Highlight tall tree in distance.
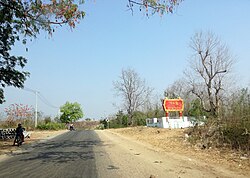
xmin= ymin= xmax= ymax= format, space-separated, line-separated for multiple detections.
xmin=113 ymin=68 xmax=152 ymax=126
xmin=185 ymin=31 xmax=234 ymax=118
xmin=60 ymin=101 xmax=84 ymax=123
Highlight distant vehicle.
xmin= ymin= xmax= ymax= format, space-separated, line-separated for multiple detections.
xmin=69 ymin=124 xmax=76 ymax=131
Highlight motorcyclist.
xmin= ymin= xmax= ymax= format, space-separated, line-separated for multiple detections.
xmin=13 ymin=123 xmax=24 ymax=146
xmin=69 ymin=123 xmax=75 ymax=131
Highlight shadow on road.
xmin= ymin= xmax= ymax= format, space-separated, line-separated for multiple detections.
xmin=17 ymin=131 xmax=106 ymax=165
xmin=20 ymin=150 xmax=95 ymax=164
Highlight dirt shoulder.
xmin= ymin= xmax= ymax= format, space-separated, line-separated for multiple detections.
xmin=0 ymin=130 xmax=69 ymax=156
xmin=107 ymin=127 xmax=250 ymax=176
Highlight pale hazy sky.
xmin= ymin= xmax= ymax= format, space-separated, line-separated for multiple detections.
xmin=1 ymin=0 xmax=249 ymax=119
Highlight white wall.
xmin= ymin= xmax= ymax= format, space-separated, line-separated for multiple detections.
xmin=146 ymin=117 xmax=195 ymax=129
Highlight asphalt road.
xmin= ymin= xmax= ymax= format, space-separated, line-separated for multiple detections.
xmin=0 ymin=130 xmax=248 ymax=178
xmin=0 ymin=130 xmax=104 ymax=178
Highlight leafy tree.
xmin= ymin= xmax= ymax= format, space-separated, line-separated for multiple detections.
xmin=114 ymin=110 xmax=128 ymax=127
xmin=85 ymin=118 xmax=92 ymax=121
xmin=0 ymin=0 xmax=85 ymax=103
xmin=145 ymin=107 xmax=165 ymax=118
xmin=188 ymin=99 xmax=204 ymax=117
xmin=60 ymin=101 xmax=84 ymax=123
xmin=113 ymin=110 xmax=124 ymax=127
xmin=133 ymin=111 xmax=146 ymax=126
xmin=110 ymin=110 xmax=146 ymax=128
xmin=100 ymin=119 xmax=108 ymax=129
xmin=127 ymin=0 xmax=183 ymax=16
xmin=187 ymin=99 xmax=208 ymax=124
xmin=5 ymin=103 xmax=33 ymax=119
xmin=3 ymin=103 xmax=34 ymax=127
xmin=44 ymin=116 xmax=52 ymax=124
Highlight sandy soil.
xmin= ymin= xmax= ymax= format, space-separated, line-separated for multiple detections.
xmin=95 ymin=129 xmax=249 ymax=178
xmin=107 ymin=127 xmax=250 ymax=176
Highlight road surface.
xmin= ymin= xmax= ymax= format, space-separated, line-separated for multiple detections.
xmin=0 ymin=130 xmax=247 ymax=178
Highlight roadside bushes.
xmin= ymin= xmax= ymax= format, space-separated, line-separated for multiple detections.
xmin=186 ymin=117 xmax=250 ymax=152
xmin=37 ymin=122 xmax=66 ymax=130
xmin=0 ymin=118 xmax=35 ymax=130
xmin=221 ymin=117 xmax=249 ymax=151
xmin=100 ymin=110 xmax=148 ymax=129
xmin=186 ymin=88 xmax=250 ymax=153
xmin=0 ymin=115 xmax=66 ymax=131
xmin=0 ymin=118 xmax=16 ymax=128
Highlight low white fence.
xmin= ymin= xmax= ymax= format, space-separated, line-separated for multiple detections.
xmin=146 ymin=117 xmax=198 ymax=129
xmin=0 ymin=128 xmax=16 ymax=139
xmin=0 ymin=128 xmax=31 ymax=140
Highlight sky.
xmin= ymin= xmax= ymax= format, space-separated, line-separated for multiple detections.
xmin=0 ymin=0 xmax=250 ymax=119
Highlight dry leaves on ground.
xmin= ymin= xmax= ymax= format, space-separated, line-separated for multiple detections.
xmin=108 ymin=127 xmax=250 ymax=174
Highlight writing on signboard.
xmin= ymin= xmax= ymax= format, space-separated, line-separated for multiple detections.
xmin=163 ymin=98 xmax=184 ymax=112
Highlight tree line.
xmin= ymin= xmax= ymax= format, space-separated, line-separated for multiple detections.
xmin=110 ymin=31 xmax=249 ymax=151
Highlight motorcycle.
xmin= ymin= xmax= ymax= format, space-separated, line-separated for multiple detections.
xmin=15 ymin=134 xmax=23 ymax=147
xmin=69 ymin=125 xmax=76 ymax=131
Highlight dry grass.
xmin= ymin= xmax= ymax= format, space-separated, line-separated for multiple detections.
xmin=109 ymin=126 xmax=250 ymax=174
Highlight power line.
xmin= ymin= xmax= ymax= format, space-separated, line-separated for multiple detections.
xmin=23 ymin=87 xmax=38 ymax=94
xmin=23 ymin=87 xmax=59 ymax=109
xmin=37 ymin=93 xmax=59 ymax=109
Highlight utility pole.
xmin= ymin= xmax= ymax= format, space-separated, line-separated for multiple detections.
xmin=23 ymin=87 xmax=39 ymax=128
xmin=23 ymin=87 xmax=59 ymax=127
xmin=35 ymin=91 xmax=38 ymax=128
xmin=57 ymin=108 xmax=61 ymax=121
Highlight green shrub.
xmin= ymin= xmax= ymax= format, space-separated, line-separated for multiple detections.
xmin=44 ymin=117 xmax=52 ymax=124
xmin=37 ymin=122 xmax=66 ymax=130
xmin=186 ymin=117 xmax=249 ymax=152
xmin=95 ymin=124 xmax=104 ymax=130
xmin=109 ymin=121 xmax=123 ymax=128
xmin=222 ymin=118 xmax=250 ymax=151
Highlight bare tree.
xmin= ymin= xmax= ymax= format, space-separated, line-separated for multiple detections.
xmin=185 ymin=31 xmax=234 ymax=118
xmin=164 ymin=78 xmax=189 ymax=98
xmin=164 ymin=78 xmax=194 ymax=116
xmin=113 ymin=68 xmax=152 ymax=125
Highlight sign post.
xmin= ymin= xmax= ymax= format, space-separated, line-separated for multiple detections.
xmin=162 ymin=97 xmax=184 ymax=119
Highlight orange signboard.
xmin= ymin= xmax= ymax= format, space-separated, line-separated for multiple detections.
xmin=163 ymin=98 xmax=184 ymax=112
